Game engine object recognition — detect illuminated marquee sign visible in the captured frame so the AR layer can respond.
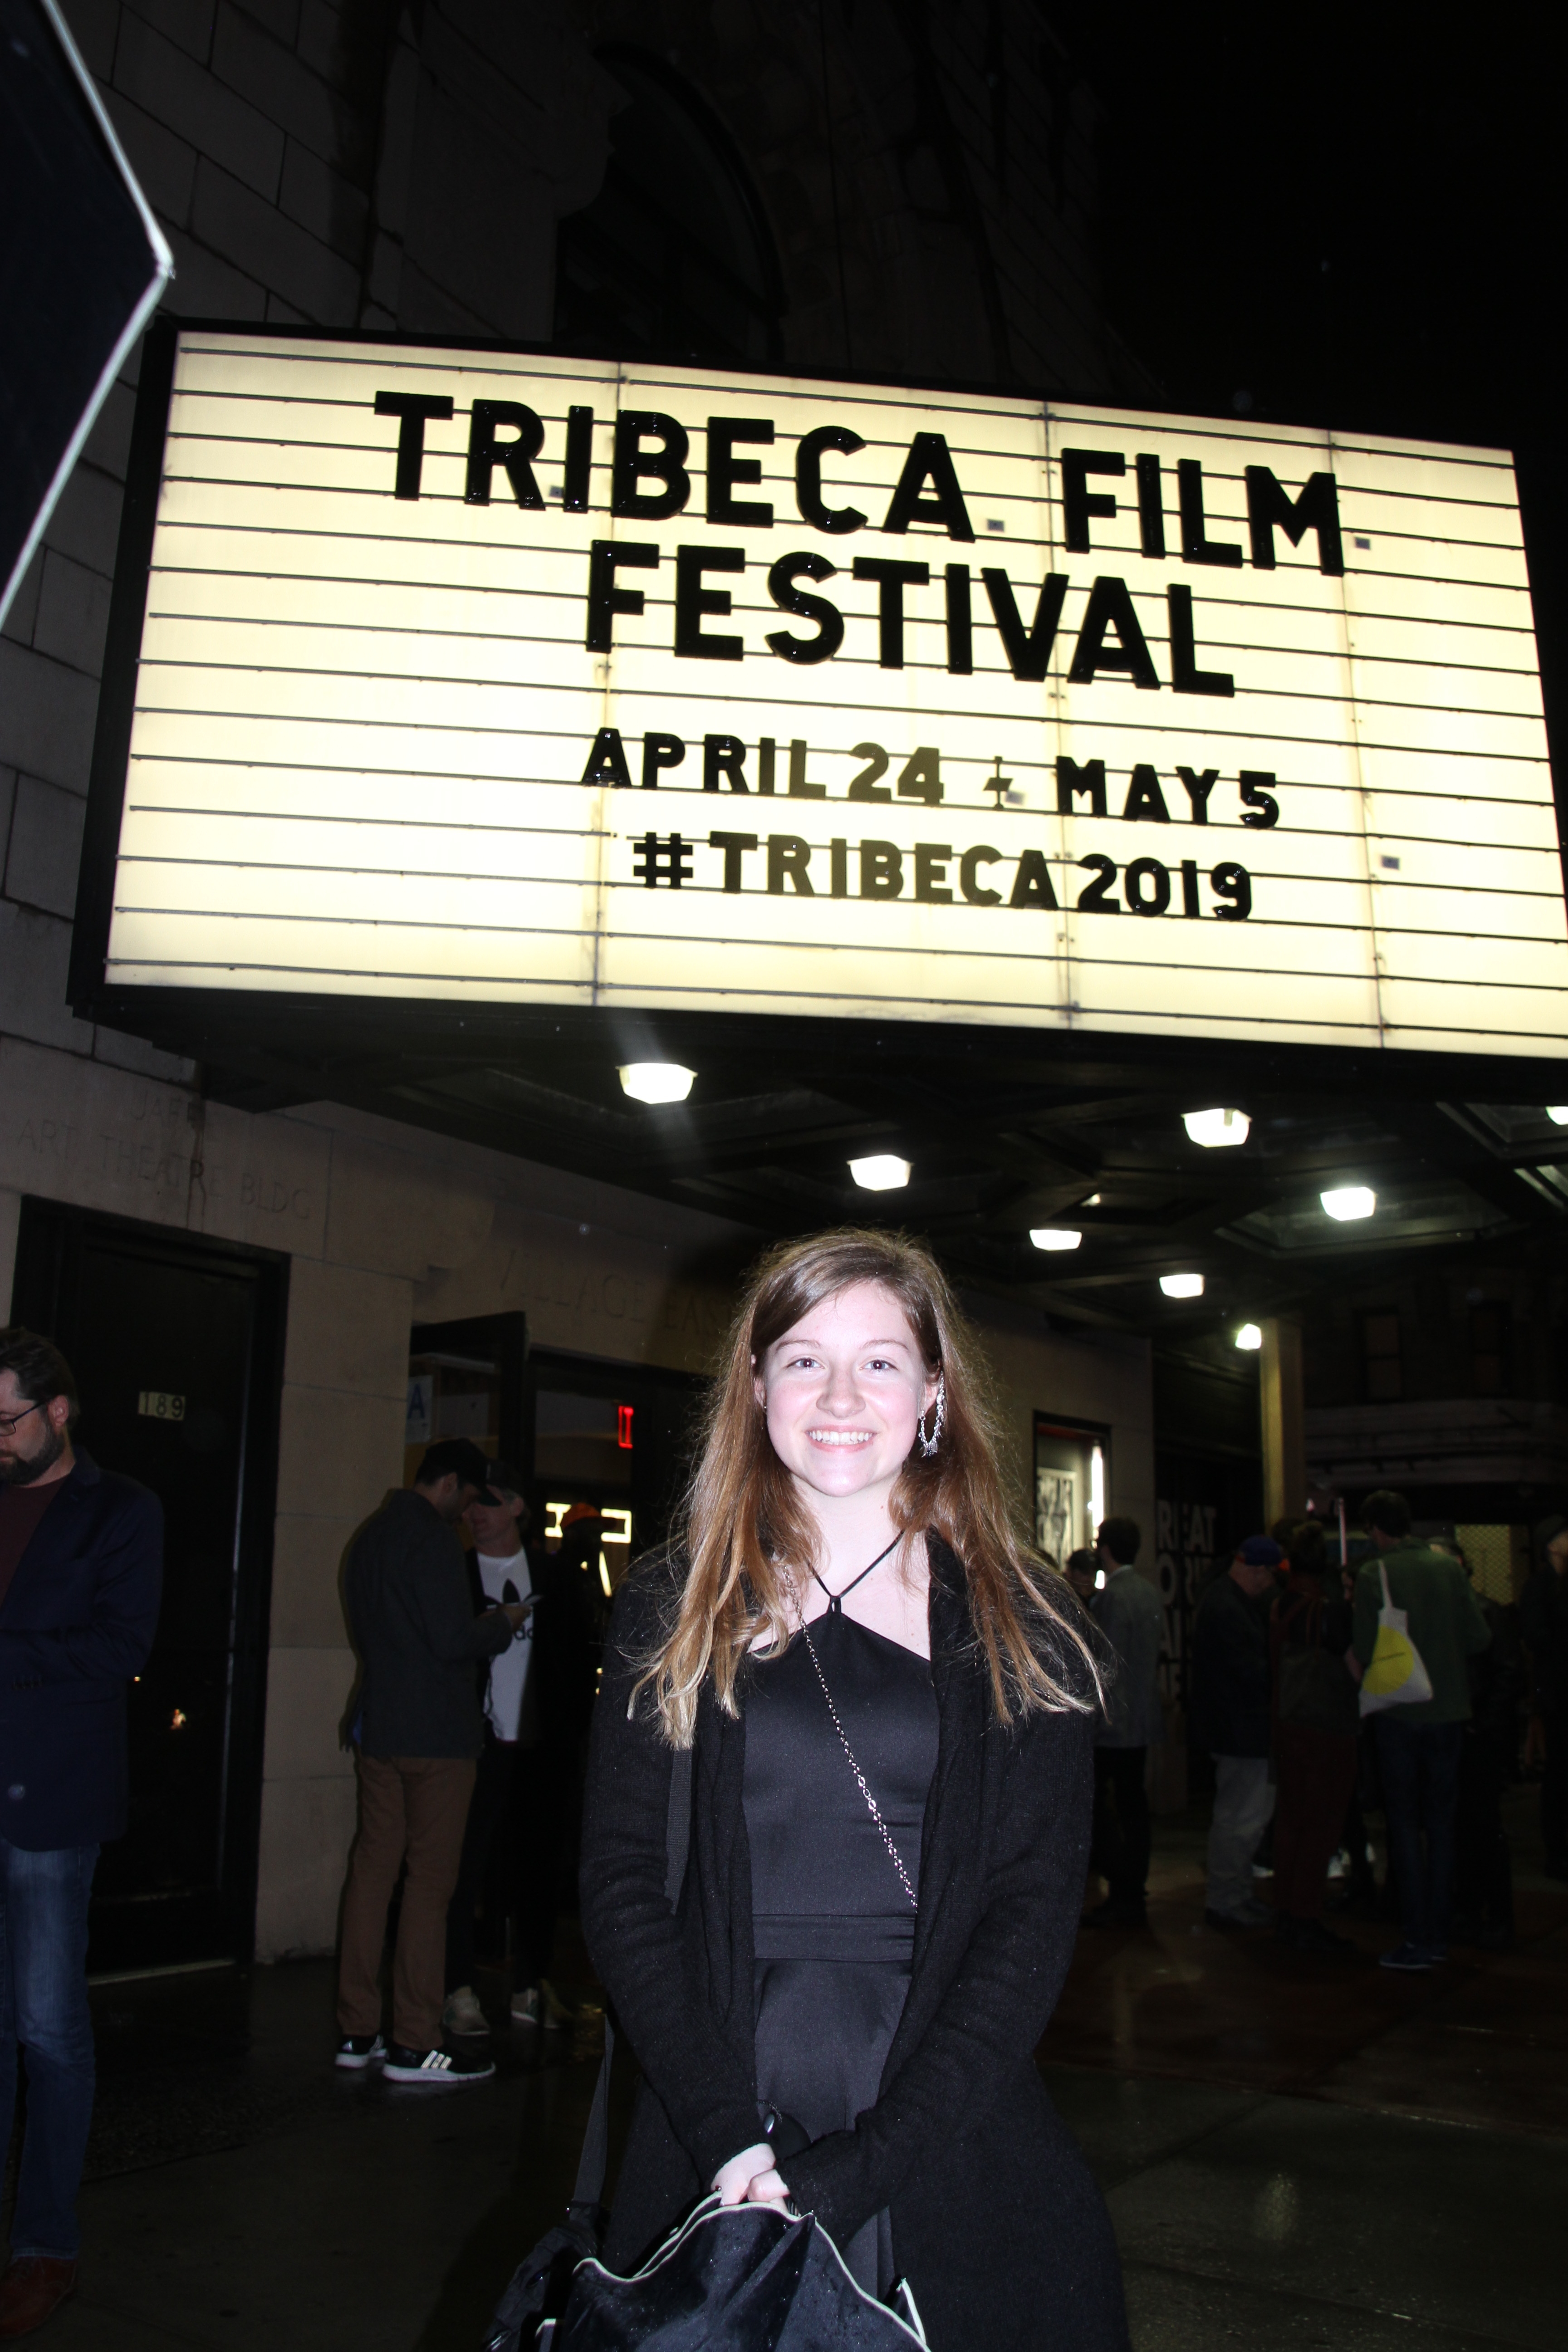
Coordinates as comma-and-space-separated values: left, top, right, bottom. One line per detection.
91, 328, 1567, 1054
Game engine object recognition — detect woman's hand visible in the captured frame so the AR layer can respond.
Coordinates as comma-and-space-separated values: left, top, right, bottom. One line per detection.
712, 2143, 789, 2208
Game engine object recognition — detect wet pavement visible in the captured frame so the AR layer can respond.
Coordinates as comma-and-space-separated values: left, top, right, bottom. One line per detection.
8, 1785, 1563, 2350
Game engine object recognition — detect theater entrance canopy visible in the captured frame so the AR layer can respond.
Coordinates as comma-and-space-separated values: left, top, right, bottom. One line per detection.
72, 324, 1568, 1329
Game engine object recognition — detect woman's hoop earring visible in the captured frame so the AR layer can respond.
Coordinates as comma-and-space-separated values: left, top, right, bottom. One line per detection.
919, 1373, 946, 1459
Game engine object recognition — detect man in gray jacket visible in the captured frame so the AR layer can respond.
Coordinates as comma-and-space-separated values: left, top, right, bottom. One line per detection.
1085, 1515, 1165, 1927
335, 1440, 526, 2082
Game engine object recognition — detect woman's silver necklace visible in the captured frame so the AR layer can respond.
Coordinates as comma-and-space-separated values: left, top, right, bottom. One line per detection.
800, 1534, 919, 1912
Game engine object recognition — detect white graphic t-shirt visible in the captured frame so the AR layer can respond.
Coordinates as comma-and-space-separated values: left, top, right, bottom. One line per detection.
476, 1548, 535, 1743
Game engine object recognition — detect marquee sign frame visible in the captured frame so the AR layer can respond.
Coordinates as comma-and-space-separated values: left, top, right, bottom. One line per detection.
71, 321, 1568, 1085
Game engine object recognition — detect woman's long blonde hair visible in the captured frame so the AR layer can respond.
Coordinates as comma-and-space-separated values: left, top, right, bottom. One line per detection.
637, 1227, 1103, 1744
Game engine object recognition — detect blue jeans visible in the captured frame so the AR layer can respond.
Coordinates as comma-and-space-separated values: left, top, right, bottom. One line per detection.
0, 1838, 99, 2260
1374, 1717, 1462, 1951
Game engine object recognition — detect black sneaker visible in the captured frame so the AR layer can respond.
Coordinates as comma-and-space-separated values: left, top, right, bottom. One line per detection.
335, 2033, 386, 2070
383, 2042, 496, 2085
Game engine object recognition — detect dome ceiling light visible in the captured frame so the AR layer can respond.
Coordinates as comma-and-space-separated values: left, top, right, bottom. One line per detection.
1029, 1229, 1083, 1252
1321, 1186, 1376, 1221
618, 1063, 695, 1103
1159, 1272, 1205, 1298
1235, 1323, 1263, 1350
1183, 1107, 1250, 1149
849, 1155, 911, 1191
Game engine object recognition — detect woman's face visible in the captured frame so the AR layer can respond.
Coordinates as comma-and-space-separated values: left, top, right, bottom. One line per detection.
754, 1280, 937, 1507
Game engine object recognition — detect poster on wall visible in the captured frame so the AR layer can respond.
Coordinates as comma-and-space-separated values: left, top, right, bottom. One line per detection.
1036, 1469, 1078, 1565
78, 327, 1568, 1059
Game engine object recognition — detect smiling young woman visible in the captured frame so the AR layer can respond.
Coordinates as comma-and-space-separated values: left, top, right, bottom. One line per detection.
578, 1229, 1128, 2352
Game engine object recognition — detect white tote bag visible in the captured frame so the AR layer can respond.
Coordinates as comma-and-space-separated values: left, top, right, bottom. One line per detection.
1358, 1561, 1435, 1716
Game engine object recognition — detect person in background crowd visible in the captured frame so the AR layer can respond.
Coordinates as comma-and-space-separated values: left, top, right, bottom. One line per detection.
1191, 1535, 1279, 1930
1270, 1520, 1360, 1956
1065, 1548, 1098, 1607
442, 1465, 567, 2037
335, 1440, 528, 2083
1353, 1490, 1490, 1972
1440, 1540, 1524, 1948
1520, 1514, 1568, 1882
0, 1329, 162, 2342
1084, 1515, 1162, 1930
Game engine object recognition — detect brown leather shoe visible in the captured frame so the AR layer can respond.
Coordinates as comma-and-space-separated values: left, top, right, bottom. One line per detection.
0, 2258, 78, 2338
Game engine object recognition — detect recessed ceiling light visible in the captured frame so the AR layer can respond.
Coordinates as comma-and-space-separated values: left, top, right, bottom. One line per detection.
1029, 1229, 1082, 1252
1235, 1322, 1263, 1350
618, 1063, 695, 1103
1084, 1193, 1103, 1206
1160, 1272, 1205, 1298
849, 1154, 911, 1191
1183, 1107, 1250, 1149
1321, 1186, 1375, 1221
1548, 1107, 1568, 1126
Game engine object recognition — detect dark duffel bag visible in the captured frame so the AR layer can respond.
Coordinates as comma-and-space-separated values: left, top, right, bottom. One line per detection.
549, 2195, 927, 2352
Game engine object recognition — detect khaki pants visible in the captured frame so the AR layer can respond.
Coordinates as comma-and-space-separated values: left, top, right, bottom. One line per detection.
337, 1754, 475, 2051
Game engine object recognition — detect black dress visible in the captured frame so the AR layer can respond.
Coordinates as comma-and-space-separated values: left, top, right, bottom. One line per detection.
744, 1610, 940, 2294
581, 1540, 1131, 2352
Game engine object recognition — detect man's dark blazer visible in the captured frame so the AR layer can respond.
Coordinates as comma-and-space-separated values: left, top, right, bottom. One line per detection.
0, 1451, 163, 1851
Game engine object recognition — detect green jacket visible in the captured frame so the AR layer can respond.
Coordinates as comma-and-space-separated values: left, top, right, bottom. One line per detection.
1352, 1540, 1490, 1725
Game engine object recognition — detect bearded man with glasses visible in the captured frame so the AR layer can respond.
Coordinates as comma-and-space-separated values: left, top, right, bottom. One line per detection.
0, 1329, 162, 2339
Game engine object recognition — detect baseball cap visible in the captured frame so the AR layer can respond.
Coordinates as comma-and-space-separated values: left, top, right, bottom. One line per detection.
481, 1461, 528, 1499
1237, 1534, 1282, 1567
416, 1438, 500, 1502
561, 1500, 603, 1529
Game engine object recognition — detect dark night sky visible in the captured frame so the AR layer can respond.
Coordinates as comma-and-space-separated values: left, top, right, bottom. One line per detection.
1079, 3, 1568, 819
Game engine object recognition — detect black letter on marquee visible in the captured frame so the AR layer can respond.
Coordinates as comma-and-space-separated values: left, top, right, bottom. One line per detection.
882, 433, 975, 541
1009, 849, 1059, 910
768, 836, 814, 894
1067, 577, 1160, 688
960, 847, 1003, 905
641, 733, 686, 788
1176, 766, 1219, 823
464, 401, 545, 507
580, 728, 632, 788
374, 391, 453, 499
1061, 450, 1124, 553
915, 844, 953, 903
1136, 455, 1166, 557
704, 736, 748, 792
796, 426, 867, 534
1245, 467, 1345, 574
707, 418, 774, 527
1122, 766, 1171, 822
1168, 584, 1235, 696
1056, 756, 1107, 817
1239, 771, 1280, 828
1124, 856, 1172, 916
675, 545, 745, 660
860, 841, 904, 898
853, 558, 930, 668
563, 406, 593, 510
586, 539, 658, 652
1211, 860, 1253, 919
612, 412, 691, 518
710, 830, 758, 888
765, 554, 844, 664
982, 569, 1070, 681
945, 564, 973, 675
1177, 460, 1243, 566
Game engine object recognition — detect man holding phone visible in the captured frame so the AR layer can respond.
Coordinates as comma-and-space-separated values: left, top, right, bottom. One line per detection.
335, 1439, 528, 2082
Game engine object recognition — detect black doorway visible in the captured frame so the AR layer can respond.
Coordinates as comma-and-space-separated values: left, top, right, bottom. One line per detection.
10, 1199, 286, 1971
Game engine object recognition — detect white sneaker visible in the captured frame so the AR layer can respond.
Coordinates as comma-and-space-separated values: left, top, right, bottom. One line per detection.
510, 1984, 542, 2028
442, 1985, 486, 2036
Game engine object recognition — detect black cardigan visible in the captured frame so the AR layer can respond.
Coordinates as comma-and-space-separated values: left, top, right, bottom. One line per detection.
579, 1539, 1129, 2352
